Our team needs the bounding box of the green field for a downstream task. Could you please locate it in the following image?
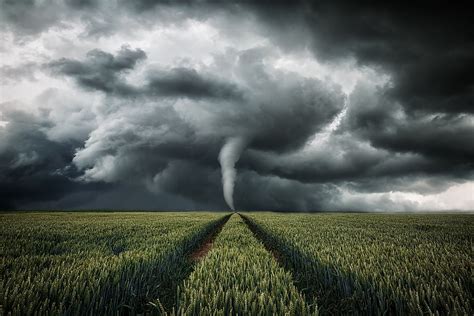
[1,212,472,315]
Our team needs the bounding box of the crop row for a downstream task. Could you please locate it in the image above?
[176,215,316,315]
[242,213,473,315]
[0,212,227,315]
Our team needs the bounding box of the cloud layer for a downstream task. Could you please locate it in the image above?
[1,1,473,211]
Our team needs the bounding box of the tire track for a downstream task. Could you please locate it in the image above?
[135,213,232,314]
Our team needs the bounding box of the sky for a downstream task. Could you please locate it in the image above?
[0,1,473,211]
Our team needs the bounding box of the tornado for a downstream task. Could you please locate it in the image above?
[218,137,247,210]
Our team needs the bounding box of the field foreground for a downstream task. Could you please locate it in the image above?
[1,212,472,315]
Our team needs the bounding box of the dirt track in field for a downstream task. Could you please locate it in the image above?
[190,213,232,261]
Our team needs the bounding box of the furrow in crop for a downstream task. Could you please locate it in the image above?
[239,213,393,315]
[0,212,230,315]
[241,213,473,315]
[189,213,231,261]
[176,215,316,315]
[147,213,232,314]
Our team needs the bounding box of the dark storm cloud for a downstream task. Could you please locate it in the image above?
[0,0,226,38]
[0,0,100,37]
[343,83,474,164]
[245,1,474,114]
[1,1,473,211]
[150,160,226,208]
[48,46,147,94]
[240,130,473,190]
[0,106,107,209]
[144,68,242,100]
[234,170,336,212]
[369,115,474,163]
[4,0,471,113]
[48,48,242,100]
[0,0,63,36]
[0,103,214,210]
[47,46,344,210]
[49,45,344,153]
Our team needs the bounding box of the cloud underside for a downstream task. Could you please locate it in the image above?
[0,1,473,211]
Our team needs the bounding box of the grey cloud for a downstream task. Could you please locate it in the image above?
[20,184,206,211]
[0,0,100,37]
[2,1,473,211]
[42,46,344,210]
[210,48,345,153]
[234,170,336,211]
[343,82,474,165]
[7,1,471,114]
[48,48,243,101]
[0,0,64,36]
[0,0,228,39]
[29,88,99,143]
[144,68,243,100]
[240,131,471,191]
[150,160,227,209]
[48,46,146,94]
[0,63,39,84]
[5,41,472,211]
[248,2,474,114]
[50,46,345,155]
[0,106,107,209]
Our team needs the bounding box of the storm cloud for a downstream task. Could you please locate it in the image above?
[0,1,472,211]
